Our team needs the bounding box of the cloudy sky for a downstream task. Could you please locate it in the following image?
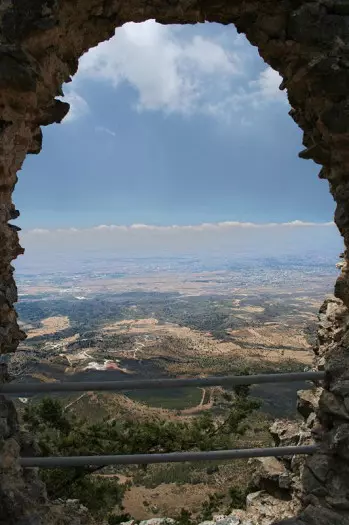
[15,21,341,263]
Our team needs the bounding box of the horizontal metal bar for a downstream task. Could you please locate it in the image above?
[19,445,318,468]
[0,371,324,395]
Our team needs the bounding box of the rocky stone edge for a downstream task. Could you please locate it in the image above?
[0,363,95,525]
[1,0,349,524]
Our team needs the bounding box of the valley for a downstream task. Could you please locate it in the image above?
[9,256,337,522]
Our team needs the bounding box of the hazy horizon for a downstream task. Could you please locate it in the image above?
[14,219,342,275]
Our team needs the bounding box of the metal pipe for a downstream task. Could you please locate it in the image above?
[0,371,324,395]
[19,445,318,468]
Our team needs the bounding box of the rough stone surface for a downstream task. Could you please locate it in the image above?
[296,298,349,523]
[139,519,175,525]
[297,389,321,421]
[1,1,349,525]
[270,420,305,448]
[0,375,95,525]
[221,491,299,525]
[215,517,240,525]
[250,457,291,497]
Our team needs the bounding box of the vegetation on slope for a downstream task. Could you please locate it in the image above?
[23,383,260,522]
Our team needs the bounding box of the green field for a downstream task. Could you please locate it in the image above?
[126,387,203,410]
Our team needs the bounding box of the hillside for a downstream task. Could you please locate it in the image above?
[11,261,331,522]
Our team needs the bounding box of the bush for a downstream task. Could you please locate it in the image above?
[228,486,248,510]
[108,513,133,525]
[23,391,260,519]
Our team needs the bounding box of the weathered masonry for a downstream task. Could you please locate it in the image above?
[1,1,349,524]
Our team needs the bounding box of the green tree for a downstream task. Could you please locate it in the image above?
[23,389,260,521]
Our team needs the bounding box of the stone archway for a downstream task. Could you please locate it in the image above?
[1,1,349,524]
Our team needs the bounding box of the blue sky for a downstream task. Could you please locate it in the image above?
[14,21,341,262]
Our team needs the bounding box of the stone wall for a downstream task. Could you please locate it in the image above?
[0,366,95,525]
[242,294,349,525]
[1,0,349,523]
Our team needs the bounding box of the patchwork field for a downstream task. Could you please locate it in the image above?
[13,259,336,521]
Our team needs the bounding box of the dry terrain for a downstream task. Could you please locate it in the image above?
[14,262,334,521]
[102,317,312,368]
[122,482,217,520]
[25,315,70,339]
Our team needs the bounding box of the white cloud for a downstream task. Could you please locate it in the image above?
[250,67,284,101]
[27,228,50,234]
[95,126,116,137]
[24,220,334,237]
[60,90,89,122]
[18,220,340,268]
[66,21,286,121]
[78,21,240,115]
[204,66,285,122]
